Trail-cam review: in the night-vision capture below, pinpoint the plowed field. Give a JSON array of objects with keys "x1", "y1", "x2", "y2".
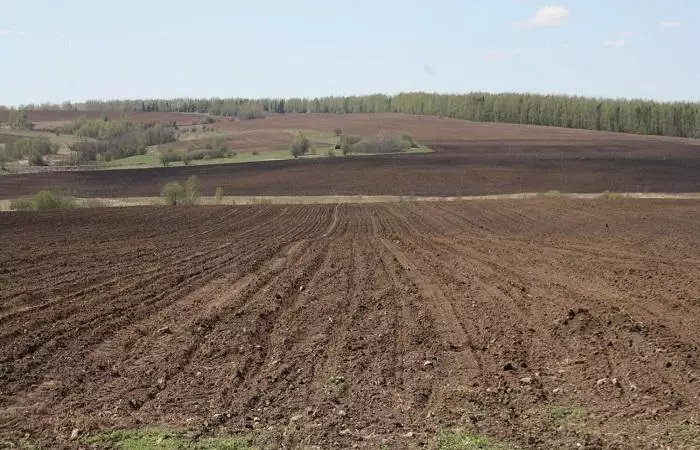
[{"x1": 1, "y1": 199, "x2": 699, "y2": 449}]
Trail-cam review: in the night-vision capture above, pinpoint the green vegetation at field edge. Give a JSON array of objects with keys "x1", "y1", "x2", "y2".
[{"x1": 83, "y1": 428, "x2": 252, "y2": 450}]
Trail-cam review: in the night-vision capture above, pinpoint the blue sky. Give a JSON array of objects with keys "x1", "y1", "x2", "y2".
[{"x1": 0, "y1": 1, "x2": 698, "y2": 105}]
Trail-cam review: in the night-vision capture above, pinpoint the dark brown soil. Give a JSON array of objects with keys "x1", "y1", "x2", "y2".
[
  {"x1": 1, "y1": 200, "x2": 699, "y2": 449},
  {"x1": 1, "y1": 139, "x2": 699, "y2": 198},
  {"x1": 2, "y1": 114, "x2": 699, "y2": 198}
]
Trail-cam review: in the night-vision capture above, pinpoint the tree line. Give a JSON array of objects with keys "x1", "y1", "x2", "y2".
[
  {"x1": 5, "y1": 92, "x2": 700, "y2": 138},
  {"x1": 67, "y1": 118, "x2": 178, "y2": 164}
]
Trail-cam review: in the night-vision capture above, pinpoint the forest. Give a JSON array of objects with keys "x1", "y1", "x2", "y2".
[{"x1": 3, "y1": 92, "x2": 699, "y2": 138}]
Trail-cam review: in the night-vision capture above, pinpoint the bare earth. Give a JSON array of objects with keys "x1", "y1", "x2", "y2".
[{"x1": 1, "y1": 199, "x2": 699, "y2": 449}]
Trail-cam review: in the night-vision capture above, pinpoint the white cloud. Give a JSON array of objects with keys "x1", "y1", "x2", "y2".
[
  {"x1": 618, "y1": 31, "x2": 639, "y2": 38},
  {"x1": 423, "y1": 64, "x2": 434, "y2": 76},
  {"x1": 528, "y1": 5, "x2": 570, "y2": 28},
  {"x1": 0, "y1": 30, "x2": 11, "y2": 37},
  {"x1": 484, "y1": 51, "x2": 520, "y2": 62},
  {"x1": 603, "y1": 39, "x2": 626, "y2": 47},
  {"x1": 659, "y1": 21, "x2": 681, "y2": 29},
  {"x1": 558, "y1": 43, "x2": 570, "y2": 49}
]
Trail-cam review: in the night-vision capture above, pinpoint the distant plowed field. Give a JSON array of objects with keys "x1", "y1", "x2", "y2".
[
  {"x1": 1, "y1": 139, "x2": 699, "y2": 198},
  {"x1": 1, "y1": 200, "x2": 698, "y2": 448}
]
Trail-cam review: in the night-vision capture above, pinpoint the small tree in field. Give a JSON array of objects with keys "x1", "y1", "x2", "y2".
[
  {"x1": 183, "y1": 176, "x2": 200, "y2": 205},
  {"x1": 334, "y1": 127, "x2": 342, "y2": 136},
  {"x1": 290, "y1": 132, "x2": 310, "y2": 158},
  {"x1": 162, "y1": 181, "x2": 185, "y2": 205}
]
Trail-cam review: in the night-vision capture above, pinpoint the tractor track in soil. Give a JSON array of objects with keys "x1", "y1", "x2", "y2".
[{"x1": 0, "y1": 199, "x2": 699, "y2": 449}]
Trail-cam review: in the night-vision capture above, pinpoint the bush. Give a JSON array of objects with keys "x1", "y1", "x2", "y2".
[
  {"x1": 162, "y1": 176, "x2": 200, "y2": 206},
  {"x1": 183, "y1": 176, "x2": 200, "y2": 204},
  {"x1": 290, "y1": 132, "x2": 310, "y2": 158},
  {"x1": 400, "y1": 134, "x2": 418, "y2": 148},
  {"x1": 0, "y1": 148, "x2": 7, "y2": 170},
  {"x1": 327, "y1": 148, "x2": 337, "y2": 158},
  {"x1": 159, "y1": 151, "x2": 182, "y2": 166},
  {"x1": 334, "y1": 128, "x2": 342, "y2": 136},
  {"x1": 349, "y1": 132, "x2": 412, "y2": 154},
  {"x1": 236, "y1": 103, "x2": 266, "y2": 120},
  {"x1": 23, "y1": 191, "x2": 75, "y2": 211},
  {"x1": 4, "y1": 137, "x2": 58, "y2": 163},
  {"x1": 340, "y1": 134, "x2": 361, "y2": 156},
  {"x1": 29, "y1": 152, "x2": 46, "y2": 166},
  {"x1": 9, "y1": 198, "x2": 34, "y2": 211},
  {"x1": 66, "y1": 118, "x2": 177, "y2": 163},
  {"x1": 8, "y1": 110, "x2": 34, "y2": 130},
  {"x1": 162, "y1": 181, "x2": 185, "y2": 205}
]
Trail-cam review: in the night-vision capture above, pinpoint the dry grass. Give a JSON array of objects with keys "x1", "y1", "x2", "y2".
[{"x1": 2, "y1": 192, "x2": 699, "y2": 211}]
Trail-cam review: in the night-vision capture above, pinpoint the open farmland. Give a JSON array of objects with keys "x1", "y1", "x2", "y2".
[
  {"x1": 1, "y1": 136, "x2": 699, "y2": 198},
  {"x1": 1, "y1": 200, "x2": 699, "y2": 449}
]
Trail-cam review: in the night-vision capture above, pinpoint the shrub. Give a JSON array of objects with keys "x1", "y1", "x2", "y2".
[
  {"x1": 33, "y1": 191, "x2": 75, "y2": 211},
  {"x1": 4, "y1": 137, "x2": 57, "y2": 162},
  {"x1": 162, "y1": 176, "x2": 200, "y2": 206},
  {"x1": 8, "y1": 110, "x2": 34, "y2": 130},
  {"x1": 200, "y1": 116, "x2": 216, "y2": 124},
  {"x1": 9, "y1": 198, "x2": 34, "y2": 211},
  {"x1": 252, "y1": 150, "x2": 259, "y2": 156},
  {"x1": 29, "y1": 152, "x2": 46, "y2": 166},
  {"x1": 236, "y1": 103, "x2": 266, "y2": 120},
  {"x1": 159, "y1": 151, "x2": 182, "y2": 166},
  {"x1": 290, "y1": 132, "x2": 310, "y2": 158},
  {"x1": 400, "y1": 133, "x2": 418, "y2": 148},
  {"x1": 340, "y1": 135, "x2": 361, "y2": 156},
  {"x1": 349, "y1": 132, "x2": 410, "y2": 154},
  {"x1": 327, "y1": 148, "x2": 337, "y2": 158},
  {"x1": 334, "y1": 127, "x2": 342, "y2": 136},
  {"x1": 600, "y1": 191, "x2": 623, "y2": 200},
  {"x1": 183, "y1": 176, "x2": 200, "y2": 205},
  {"x1": 65, "y1": 118, "x2": 176, "y2": 163},
  {"x1": 162, "y1": 181, "x2": 185, "y2": 205}
]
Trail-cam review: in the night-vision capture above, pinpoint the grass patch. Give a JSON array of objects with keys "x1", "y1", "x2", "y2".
[
  {"x1": 83, "y1": 428, "x2": 252, "y2": 450},
  {"x1": 9, "y1": 191, "x2": 75, "y2": 211},
  {"x1": 546, "y1": 405, "x2": 588, "y2": 426},
  {"x1": 437, "y1": 429, "x2": 514, "y2": 450},
  {"x1": 600, "y1": 190, "x2": 623, "y2": 199},
  {"x1": 106, "y1": 152, "x2": 160, "y2": 167},
  {"x1": 105, "y1": 148, "x2": 326, "y2": 170},
  {"x1": 667, "y1": 423, "x2": 700, "y2": 449}
]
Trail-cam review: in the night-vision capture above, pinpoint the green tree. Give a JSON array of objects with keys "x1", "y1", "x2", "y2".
[
  {"x1": 0, "y1": 147, "x2": 8, "y2": 170},
  {"x1": 162, "y1": 182, "x2": 185, "y2": 205},
  {"x1": 183, "y1": 176, "x2": 200, "y2": 205},
  {"x1": 9, "y1": 110, "x2": 34, "y2": 130},
  {"x1": 290, "y1": 132, "x2": 310, "y2": 158}
]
